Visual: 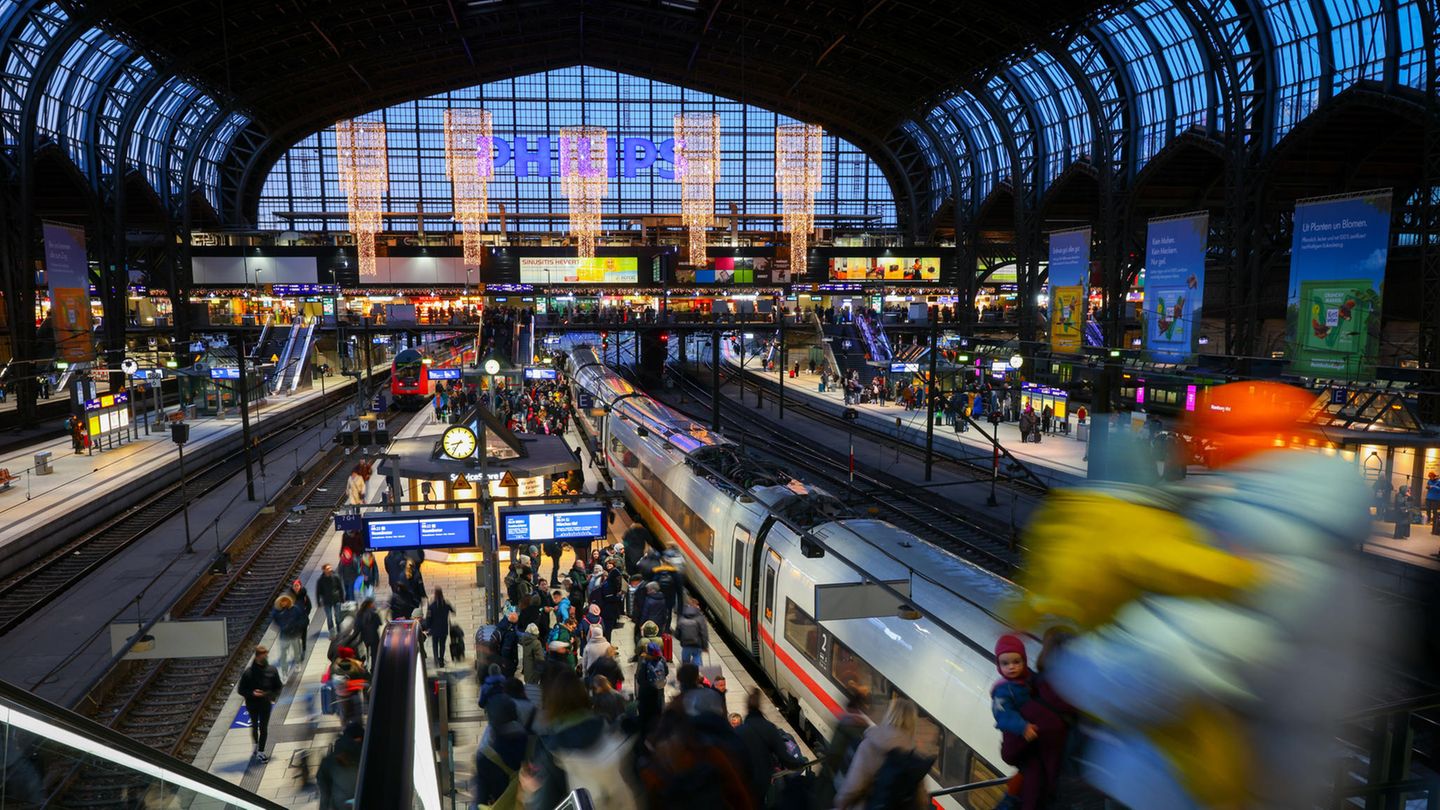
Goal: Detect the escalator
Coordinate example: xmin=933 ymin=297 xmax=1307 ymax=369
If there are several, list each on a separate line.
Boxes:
xmin=855 ymin=313 xmax=892 ymax=364
xmin=280 ymin=319 xmax=316 ymax=394
xmin=355 ymin=619 xmax=444 ymax=810
xmin=823 ymin=322 xmax=871 ymax=382
xmin=0 ymin=677 xmax=284 ymax=809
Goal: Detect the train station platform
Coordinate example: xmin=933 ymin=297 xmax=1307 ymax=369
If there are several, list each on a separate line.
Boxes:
xmin=0 ymin=368 xmax=380 ymax=580
xmin=193 ymin=394 xmax=809 ymax=806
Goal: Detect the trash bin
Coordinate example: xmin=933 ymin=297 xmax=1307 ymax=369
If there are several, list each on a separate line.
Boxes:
xmin=34 ymin=450 xmax=52 ymax=475
xmin=1076 ymin=423 xmax=1089 ymax=443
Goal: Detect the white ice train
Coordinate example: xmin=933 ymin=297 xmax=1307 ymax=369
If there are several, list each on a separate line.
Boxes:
xmin=567 ymin=346 xmax=1027 ymax=805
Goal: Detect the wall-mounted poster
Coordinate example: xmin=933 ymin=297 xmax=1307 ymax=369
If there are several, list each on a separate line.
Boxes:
xmin=827 ymin=256 xmax=940 ymax=282
xmin=1285 ymin=190 xmax=1391 ymax=379
xmin=1050 ymin=286 xmax=1085 ymax=354
xmin=519 ymin=256 xmax=638 ymax=284
xmin=43 ymin=221 xmax=93 ymax=363
xmin=1144 ymin=212 xmax=1208 ymax=364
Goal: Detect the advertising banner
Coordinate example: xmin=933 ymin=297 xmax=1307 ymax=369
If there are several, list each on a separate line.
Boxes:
xmin=1049 ymin=286 xmax=1085 ymax=353
xmin=1048 ymin=227 xmax=1091 ymax=287
xmin=1047 ymin=228 xmax=1090 ymax=354
xmin=1144 ymin=212 xmax=1208 ymax=364
xmin=827 ymin=256 xmax=941 ymax=282
xmin=43 ymin=222 xmax=93 ymax=363
xmin=519 ymin=256 xmax=638 ymax=284
xmin=1286 ymin=190 xmax=1392 ymax=379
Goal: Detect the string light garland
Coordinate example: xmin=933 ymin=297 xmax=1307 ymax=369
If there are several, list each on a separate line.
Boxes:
xmin=444 ymin=109 xmax=494 ymax=268
xmin=335 ymin=118 xmax=389 ymax=277
xmin=673 ymin=112 xmax=722 ymax=267
xmin=558 ymin=126 xmax=609 ymax=262
xmin=775 ymin=123 xmax=823 ymax=279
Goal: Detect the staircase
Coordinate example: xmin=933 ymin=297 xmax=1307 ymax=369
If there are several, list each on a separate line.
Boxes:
xmin=855 ymin=313 xmax=892 ymax=363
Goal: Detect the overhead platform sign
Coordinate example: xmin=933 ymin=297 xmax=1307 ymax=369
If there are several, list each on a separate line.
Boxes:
xmin=364 ymin=510 xmax=475 ymax=551
xmin=109 ymin=618 xmax=228 ymax=660
xmin=428 ymin=368 xmax=461 ymax=381
xmin=498 ymin=503 xmax=608 ymax=545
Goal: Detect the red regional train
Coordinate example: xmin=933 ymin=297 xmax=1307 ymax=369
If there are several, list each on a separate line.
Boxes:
xmin=391 ymin=337 xmax=473 ymax=409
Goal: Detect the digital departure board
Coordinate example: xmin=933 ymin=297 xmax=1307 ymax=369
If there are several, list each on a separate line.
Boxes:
xmin=498 ymin=504 xmax=607 ymax=545
xmin=364 ymin=510 xmax=475 ymax=551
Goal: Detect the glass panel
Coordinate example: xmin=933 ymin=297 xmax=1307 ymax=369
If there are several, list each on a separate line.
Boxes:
xmin=965 ymin=755 xmax=1007 ymax=809
xmin=783 ymin=598 xmax=819 ymax=659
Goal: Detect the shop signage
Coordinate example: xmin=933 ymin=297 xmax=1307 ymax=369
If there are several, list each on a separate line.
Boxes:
xmin=271 ymin=283 xmax=339 ymax=296
xmin=364 ymin=510 xmax=475 ymax=551
xmin=498 ymin=503 xmax=608 ymax=545
xmin=483 ymin=136 xmax=677 ymax=179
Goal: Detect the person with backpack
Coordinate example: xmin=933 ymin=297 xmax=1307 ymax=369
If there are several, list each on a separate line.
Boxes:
xmin=675 ymin=597 xmax=709 ymax=668
xmin=814 ymin=691 xmax=870 ymax=809
xmin=833 ymin=696 xmax=931 ymax=810
xmin=425 ymin=588 xmax=455 ymax=667
xmin=635 ymin=640 xmax=669 ymax=736
xmin=734 ymin=688 xmax=806 ymax=806
xmin=475 ymin=695 xmax=532 ymax=810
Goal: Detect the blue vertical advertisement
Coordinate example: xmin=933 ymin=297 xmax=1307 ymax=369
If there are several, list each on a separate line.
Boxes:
xmin=1143 ymin=212 xmax=1208 ymax=364
xmin=1047 ymin=228 xmax=1090 ymax=354
xmin=1286 ymin=190 xmax=1392 ymax=379
xmin=42 ymin=222 xmax=93 ymax=363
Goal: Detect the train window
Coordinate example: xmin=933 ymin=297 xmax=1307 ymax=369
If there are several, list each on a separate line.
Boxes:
xmin=964 ymin=756 xmax=1006 ymax=810
xmin=829 ymin=643 xmax=893 ymax=721
xmin=913 ymin=709 xmax=943 ymax=773
xmin=764 ymin=566 xmax=776 ymax=622
xmin=783 ymin=599 xmax=819 ymax=659
xmin=732 ymin=528 xmax=749 ymax=590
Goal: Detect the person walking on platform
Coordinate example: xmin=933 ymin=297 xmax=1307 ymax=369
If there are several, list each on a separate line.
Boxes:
xmin=288 ymin=578 xmax=314 ymax=655
xmin=316 ymin=564 xmax=345 ymax=636
xmin=676 ymin=597 xmax=708 ymax=668
xmin=237 ymin=646 xmax=282 ymax=762
xmin=1427 ymin=472 xmax=1440 ymax=525
xmin=270 ymin=594 xmax=307 ymax=680
xmin=425 ymin=588 xmax=454 ymax=667
xmin=355 ymin=598 xmax=381 ymax=664
xmin=337 ymin=549 xmax=360 ymax=604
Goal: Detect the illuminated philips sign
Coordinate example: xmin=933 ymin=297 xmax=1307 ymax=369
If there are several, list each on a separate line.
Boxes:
xmin=481 ymin=137 xmax=676 ymax=179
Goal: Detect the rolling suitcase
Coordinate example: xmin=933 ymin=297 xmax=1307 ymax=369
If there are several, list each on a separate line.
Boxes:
xmin=661 ymin=632 xmax=674 ymax=663
xmin=449 ymin=624 xmax=466 ymax=661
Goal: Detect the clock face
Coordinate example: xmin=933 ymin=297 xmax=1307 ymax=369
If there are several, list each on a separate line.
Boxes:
xmin=442 ymin=426 xmax=477 ymax=459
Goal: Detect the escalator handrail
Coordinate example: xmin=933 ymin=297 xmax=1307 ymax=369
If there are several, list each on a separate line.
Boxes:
xmin=355 ymin=620 xmax=420 ymax=810
xmin=0 ymin=677 xmax=284 ymax=810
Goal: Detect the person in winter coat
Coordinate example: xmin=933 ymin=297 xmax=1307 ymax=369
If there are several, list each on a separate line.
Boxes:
xmin=354 ymin=551 xmax=378 ymax=601
xmin=675 ymin=598 xmax=708 ymax=668
xmin=498 ymin=610 xmax=521 ymax=677
xmin=601 ymin=562 xmax=625 ymax=640
xmin=814 ymin=690 xmax=870 ymax=810
xmin=589 ymin=674 xmax=629 ymax=724
xmin=329 ymin=646 xmax=370 ymax=728
xmin=355 ymin=599 xmax=382 ymax=664
xmin=317 ymin=732 xmax=361 ymax=810
xmin=735 ymin=688 xmax=806 ymax=806
xmin=581 ymin=622 xmax=609 ymax=674
xmin=635 ymin=641 xmax=669 ymax=736
xmin=638 ymin=582 xmax=670 ymax=635
xmin=337 ymin=548 xmax=360 ymax=603
xmin=622 ymin=525 xmax=653 ymax=573
xmin=518 ymin=623 xmax=545 ymax=685
xmin=833 ymin=696 xmax=927 ymax=810
xmin=479 ymin=664 xmax=508 ymax=711
xmin=316 ymin=564 xmax=345 ymax=635
xmin=475 ymin=691 xmax=531 ymax=808
xmin=585 ymin=642 xmax=624 ymax=693
xmin=270 ymin=594 xmax=306 ymax=679
xmin=425 ymin=588 xmax=454 ymax=666
xmin=525 ymin=668 xmax=637 ymax=810
xmin=237 ymin=646 xmax=282 ymax=761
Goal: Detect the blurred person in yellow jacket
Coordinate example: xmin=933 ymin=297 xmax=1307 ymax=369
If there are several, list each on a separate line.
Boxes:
xmin=1009 ymin=383 xmax=1375 ymax=809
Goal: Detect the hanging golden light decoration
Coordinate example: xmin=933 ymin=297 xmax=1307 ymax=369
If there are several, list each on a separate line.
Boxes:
xmin=444 ymin=109 xmax=494 ymax=269
xmin=558 ymin=126 xmax=609 ymax=263
xmin=335 ymin=118 xmax=389 ymax=277
xmin=673 ymin=112 xmax=722 ymax=267
xmin=774 ymin=123 xmax=823 ymax=278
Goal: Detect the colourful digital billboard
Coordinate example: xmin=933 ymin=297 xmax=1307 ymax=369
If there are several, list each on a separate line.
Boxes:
xmin=826 ymin=256 xmax=940 ymax=282
xmin=519 ymin=256 xmax=638 ymax=284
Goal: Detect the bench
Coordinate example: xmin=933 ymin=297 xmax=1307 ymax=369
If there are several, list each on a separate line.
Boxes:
xmin=0 ymin=469 xmax=15 ymax=490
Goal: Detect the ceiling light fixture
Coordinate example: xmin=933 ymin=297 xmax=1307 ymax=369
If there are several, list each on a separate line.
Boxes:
xmin=674 ymin=112 xmax=721 ymax=267
xmin=558 ymin=126 xmax=608 ymax=263
xmin=775 ymin=123 xmax=823 ymax=279
xmin=335 ymin=118 xmax=389 ymax=277
xmin=444 ymin=109 xmax=494 ymax=268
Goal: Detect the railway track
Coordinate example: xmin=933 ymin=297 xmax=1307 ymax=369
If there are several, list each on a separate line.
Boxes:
xmin=687 ymin=350 xmax=1051 ymax=497
xmin=54 ymin=407 xmax=414 ymax=804
xmin=662 ymin=366 xmax=1023 ymax=576
xmin=0 ymin=380 xmax=381 ymax=639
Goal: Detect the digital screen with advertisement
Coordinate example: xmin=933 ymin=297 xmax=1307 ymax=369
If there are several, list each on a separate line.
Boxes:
xmin=520 ymin=256 xmax=638 ymax=284
xmin=365 ymin=511 xmax=475 ymax=551
xmin=499 ymin=504 xmax=607 ymax=544
xmin=675 ymin=256 xmax=775 ymax=285
xmin=1285 ymin=190 xmax=1391 ymax=379
xmin=1144 ymin=212 xmax=1208 ymax=364
xmin=828 ymin=256 xmax=940 ymax=282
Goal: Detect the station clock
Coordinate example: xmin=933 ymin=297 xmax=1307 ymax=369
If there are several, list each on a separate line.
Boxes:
xmin=441 ymin=426 xmax=478 ymax=460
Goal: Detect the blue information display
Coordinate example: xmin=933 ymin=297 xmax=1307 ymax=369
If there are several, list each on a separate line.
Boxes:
xmin=364 ymin=511 xmax=475 ymax=551
xmin=523 ymin=367 xmax=560 ymax=381
xmin=428 ymin=368 xmax=462 ymax=380
xmin=209 ymin=367 xmax=241 ymax=380
xmin=498 ymin=504 xmax=607 ymax=545
xmin=889 ymin=363 xmax=919 ymax=373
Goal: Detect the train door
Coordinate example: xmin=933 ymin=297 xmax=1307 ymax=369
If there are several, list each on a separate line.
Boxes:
xmin=757 ymin=547 xmax=781 ymax=682
xmin=728 ymin=525 xmax=752 ymax=644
